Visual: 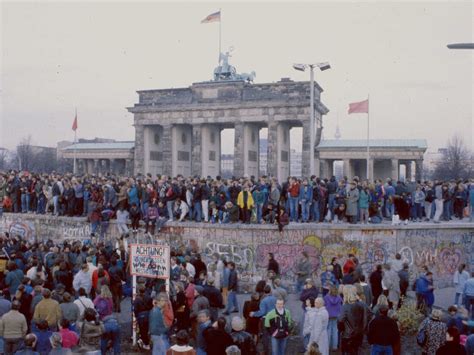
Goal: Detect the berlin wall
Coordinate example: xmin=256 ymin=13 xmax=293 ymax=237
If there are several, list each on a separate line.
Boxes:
xmin=1 ymin=213 xmax=473 ymax=291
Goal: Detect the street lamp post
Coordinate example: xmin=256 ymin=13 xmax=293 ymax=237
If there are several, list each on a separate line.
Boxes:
xmin=293 ymin=62 xmax=330 ymax=177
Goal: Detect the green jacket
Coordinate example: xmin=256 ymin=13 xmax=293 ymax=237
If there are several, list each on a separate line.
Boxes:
xmin=264 ymin=308 xmax=293 ymax=336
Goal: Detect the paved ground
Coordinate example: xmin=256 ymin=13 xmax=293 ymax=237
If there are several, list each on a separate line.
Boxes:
xmin=117 ymin=285 xmax=455 ymax=354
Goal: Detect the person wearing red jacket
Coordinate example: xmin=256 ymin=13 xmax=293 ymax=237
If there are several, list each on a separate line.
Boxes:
xmin=287 ymin=178 xmax=300 ymax=222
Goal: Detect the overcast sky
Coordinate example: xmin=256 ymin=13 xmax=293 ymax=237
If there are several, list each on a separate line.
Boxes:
xmin=1 ymin=1 xmax=473 ymax=154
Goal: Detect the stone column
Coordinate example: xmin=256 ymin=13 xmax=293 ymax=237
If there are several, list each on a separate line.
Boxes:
xmin=343 ymin=159 xmax=351 ymax=179
xmin=301 ymin=119 xmax=311 ymax=177
xmin=134 ymin=125 xmax=145 ymax=175
xmin=93 ymin=159 xmax=99 ymax=175
xmin=321 ymin=159 xmax=330 ymax=178
xmin=109 ymin=159 xmax=116 ymax=174
xmin=125 ymin=159 xmax=131 ymax=176
xmin=368 ymin=158 xmax=375 ymax=182
xmin=415 ymin=159 xmax=423 ymax=181
xmin=191 ymin=124 xmax=202 ymax=177
xmin=233 ymin=122 xmax=245 ymax=178
xmin=162 ymin=124 xmax=173 ymax=176
xmin=405 ymin=161 xmax=412 ymax=182
xmin=314 ymin=157 xmax=321 ymax=177
xmin=266 ymin=122 xmax=278 ymax=179
xmin=391 ymin=159 xmax=399 ymax=180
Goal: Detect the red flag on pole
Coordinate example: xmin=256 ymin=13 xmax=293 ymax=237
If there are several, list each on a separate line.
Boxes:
xmin=348 ymin=99 xmax=369 ymax=114
xmin=72 ymin=114 xmax=78 ymax=131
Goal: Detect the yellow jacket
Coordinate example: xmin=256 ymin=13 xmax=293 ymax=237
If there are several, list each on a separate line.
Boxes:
xmin=237 ymin=191 xmax=254 ymax=209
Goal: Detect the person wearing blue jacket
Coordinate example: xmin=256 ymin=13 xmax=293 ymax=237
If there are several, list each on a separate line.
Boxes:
xmin=299 ymin=179 xmax=313 ymax=223
xmin=415 ymin=272 xmax=435 ymax=314
xmin=149 ymin=295 xmax=169 ymax=355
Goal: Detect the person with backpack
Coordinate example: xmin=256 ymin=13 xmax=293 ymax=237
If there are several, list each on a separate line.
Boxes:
xmin=264 ymin=298 xmax=293 ymax=355
xmin=93 ymin=285 xmax=113 ymax=321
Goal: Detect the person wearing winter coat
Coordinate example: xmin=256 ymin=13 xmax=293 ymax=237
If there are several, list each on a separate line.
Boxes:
xmin=337 ymin=286 xmax=368 ymax=355
xmin=382 ymin=264 xmax=400 ymax=309
xmin=416 ymin=272 xmax=435 ymax=314
xmin=367 ymin=305 xmax=400 ymax=355
xmin=358 ymin=186 xmax=370 ymax=224
xmin=303 ymin=298 xmax=329 ymax=355
xmin=345 ymin=182 xmax=359 ymax=223
xmin=230 ymin=316 xmax=257 ymax=355
xmin=299 ymin=279 xmax=319 ymax=310
xmin=453 ymin=263 xmax=470 ymax=306
xmin=417 ymin=309 xmax=447 ymax=355
xmin=324 ymin=286 xmax=342 ymax=352
xmin=237 ymin=185 xmax=254 ymax=223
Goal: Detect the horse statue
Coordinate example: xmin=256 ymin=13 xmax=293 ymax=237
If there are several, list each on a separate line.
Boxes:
xmin=235 ymin=71 xmax=256 ymax=83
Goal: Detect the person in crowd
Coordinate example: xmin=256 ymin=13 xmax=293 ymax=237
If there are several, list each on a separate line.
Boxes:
xmin=230 ymin=316 xmax=257 ymax=355
xmin=296 ymin=252 xmax=313 ymax=293
xmin=324 ymin=285 xmax=342 ymax=352
xmin=337 ymin=285 xmax=367 ymax=355
xmin=93 ymin=285 xmax=113 ymax=320
xmin=33 ymin=289 xmax=62 ymax=331
xmin=58 ymin=319 xmax=79 ymax=350
xmin=13 ymin=333 xmax=38 ymax=355
xmin=382 ymin=263 xmax=400 ymax=309
xmin=196 ymin=310 xmax=212 ymax=355
xmin=463 ymin=272 xmax=474 ymax=319
xmin=78 ymin=308 xmax=104 ymax=353
xmin=33 ymin=319 xmax=53 ymax=355
xmin=203 ymin=316 xmax=233 ymax=355
xmin=166 ymin=330 xmax=195 ymax=355
xmin=242 ymin=292 xmax=260 ymax=343
xmin=264 ymin=298 xmax=293 ymax=355
xmin=300 ymin=278 xmax=319 ymax=309
xmin=133 ymin=285 xmax=153 ymax=350
xmin=267 ymin=253 xmax=280 ymax=276
xmin=149 ymin=294 xmax=169 ymax=355
xmin=454 ymin=264 xmax=470 ymax=307
xmin=0 ymin=300 xmax=28 ymax=354
xmin=303 ymin=297 xmax=329 ymax=355
xmin=417 ymin=309 xmax=447 ymax=355
xmin=223 ymin=262 xmax=239 ymax=315
xmin=49 ymin=332 xmax=73 ymax=355
xmin=416 ymin=271 xmax=435 ymax=314
xmin=367 ymin=304 xmax=400 ymax=355
xmin=59 ymin=292 xmax=79 ymax=330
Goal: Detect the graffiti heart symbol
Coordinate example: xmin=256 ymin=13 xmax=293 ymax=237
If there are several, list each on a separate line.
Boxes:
xmin=438 ymin=248 xmax=462 ymax=275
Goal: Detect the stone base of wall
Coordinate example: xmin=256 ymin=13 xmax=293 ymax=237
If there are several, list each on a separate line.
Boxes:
xmin=1 ymin=213 xmax=472 ymax=291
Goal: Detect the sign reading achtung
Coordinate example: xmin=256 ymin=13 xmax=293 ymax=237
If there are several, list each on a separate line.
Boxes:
xmin=129 ymin=243 xmax=170 ymax=279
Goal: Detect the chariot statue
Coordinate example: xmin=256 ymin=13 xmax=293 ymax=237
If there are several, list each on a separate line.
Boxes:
xmin=213 ymin=48 xmax=256 ymax=83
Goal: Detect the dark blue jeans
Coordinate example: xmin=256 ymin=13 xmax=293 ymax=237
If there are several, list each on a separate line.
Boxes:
xmin=371 ymin=344 xmax=393 ymax=355
xmin=101 ymin=317 xmax=121 ymax=354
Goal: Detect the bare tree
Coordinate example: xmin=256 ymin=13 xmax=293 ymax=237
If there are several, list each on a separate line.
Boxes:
xmin=433 ymin=135 xmax=472 ymax=180
xmin=16 ymin=135 xmax=33 ymax=171
xmin=0 ymin=149 xmax=8 ymax=171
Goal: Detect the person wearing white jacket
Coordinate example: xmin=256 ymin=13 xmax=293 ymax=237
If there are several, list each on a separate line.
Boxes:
xmin=454 ymin=263 xmax=470 ymax=306
xmin=73 ymin=263 xmax=92 ymax=296
xmin=303 ymin=297 xmax=329 ymax=355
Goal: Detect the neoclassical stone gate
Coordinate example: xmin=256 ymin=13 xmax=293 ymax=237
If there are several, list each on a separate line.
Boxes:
xmin=128 ymin=78 xmax=329 ymax=180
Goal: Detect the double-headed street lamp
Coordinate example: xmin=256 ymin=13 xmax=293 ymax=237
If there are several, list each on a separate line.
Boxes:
xmin=293 ymin=62 xmax=331 ymax=176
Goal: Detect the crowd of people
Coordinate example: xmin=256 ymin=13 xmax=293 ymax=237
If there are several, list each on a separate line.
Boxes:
xmin=0 ymin=227 xmax=473 ymax=355
xmin=1 ymin=171 xmax=473 ymax=236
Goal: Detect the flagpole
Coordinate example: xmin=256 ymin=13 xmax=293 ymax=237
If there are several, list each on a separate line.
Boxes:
xmin=218 ymin=8 xmax=222 ymax=62
xmin=366 ymin=95 xmax=370 ymax=181
xmin=73 ymin=108 xmax=77 ymax=175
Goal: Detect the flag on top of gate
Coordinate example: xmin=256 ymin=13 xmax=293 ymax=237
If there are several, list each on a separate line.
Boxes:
xmin=201 ymin=11 xmax=221 ymax=23
xmin=348 ymin=99 xmax=369 ymax=114
xmin=72 ymin=113 xmax=78 ymax=131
